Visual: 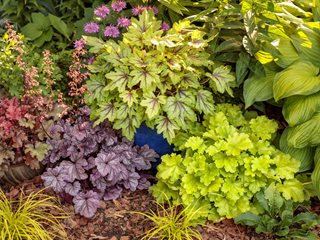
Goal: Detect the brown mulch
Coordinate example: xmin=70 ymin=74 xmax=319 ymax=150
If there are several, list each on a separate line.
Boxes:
xmin=2 ymin=177 xmax=319 ymax=240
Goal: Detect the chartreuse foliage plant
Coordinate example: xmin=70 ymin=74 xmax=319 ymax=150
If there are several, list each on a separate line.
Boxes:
xmin=84 ymin=10 xmax=236 ymax=142
xmin=235 ymin=184 xmax=320 ymax=240
xmin=0 ymin=188 xmax=70 ymax=240
xmin=151 ymin=104 xmax=309 ymax=222
xmin=240 ymin=0 xmax=320 ymax=194
xmin=133 ymin=197 xmax=203 ymax=240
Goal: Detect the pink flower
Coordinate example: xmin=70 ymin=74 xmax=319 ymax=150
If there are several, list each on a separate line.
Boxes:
xmin=104 ymin=25 xmax=120 ymax=38
xmin=74 ymin=38 xmax=86 ymax=49
xmin=111 ymin=0 xmax=127 ymax=12
xmin=161 ymin=22 xmax=170 ymax=31
xmin=148 ymin=6 xmax=158 ymax=14
xmin=88 ymin=56 xmax=96 ymax=65
xmin=132 ymin=5 xmax=144 ymax=16
xmin=117 ymin=17 xmax=131 ymax=28
xmin=94 ymin=5 xmax=110 ymax=18
xmin=84 ymin=22 xmax=100 ymax=33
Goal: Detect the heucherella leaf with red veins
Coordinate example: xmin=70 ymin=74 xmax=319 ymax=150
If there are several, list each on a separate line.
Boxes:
xmin=73 ymin=190 xmax=100 ymax=218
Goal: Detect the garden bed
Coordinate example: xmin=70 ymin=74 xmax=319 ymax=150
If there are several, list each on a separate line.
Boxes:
xmin=4 ymin=176 xmax=320 ymax=240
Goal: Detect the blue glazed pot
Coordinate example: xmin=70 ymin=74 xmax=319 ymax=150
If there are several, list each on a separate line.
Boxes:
xmin=134 ymin=123 xmax=174 ymax=173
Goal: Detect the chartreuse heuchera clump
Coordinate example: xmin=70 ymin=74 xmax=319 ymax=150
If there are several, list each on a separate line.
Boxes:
xmin=41 ymin=107 xmax=158 ymax=218
xmin=84 ymin=10 xmax=236 ymax=142
xmin=150 ymin=104 xmax=309 ymax=222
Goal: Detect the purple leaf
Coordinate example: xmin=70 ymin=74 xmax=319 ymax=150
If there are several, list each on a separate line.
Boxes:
xmin=103 ymin=186 xmax=123 ymax=200
xmin=137 ymin=177 xmax=151 ymax=190
xmin=73 ymin=190 xmax=100 ymax=218
xmin=60 ymin=160 xmax=88 ymax=181
xmin=41 ymin=167 xmax=67 ymax=192
xmin=123 ymin=172 xmax=140 ymax=191
xmin=83 ymin=157 xmax=96 ymax=170
xmin=65 ymin=181 xmax=81 ymax=196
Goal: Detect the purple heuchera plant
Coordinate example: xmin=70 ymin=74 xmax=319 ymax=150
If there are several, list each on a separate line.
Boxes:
xmin=42 ymin=107 xmax=158 ymax=218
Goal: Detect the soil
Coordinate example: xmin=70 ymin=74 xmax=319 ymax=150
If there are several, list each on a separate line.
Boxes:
xmin=2 ymin=176 xmax=319 ymax=240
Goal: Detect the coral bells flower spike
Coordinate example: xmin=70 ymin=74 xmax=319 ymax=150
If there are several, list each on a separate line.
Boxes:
xmin=111 ymin=0 xmax=127 ymax=12
xmin=94 ymin=5 xmax=110 ymax=18
xmin=117 ymin=17 xmax=131 ymax=28
xmin=74 ymin=38 xmax=86 ymax=50
xmin=161 ymin=22 xmax=170 ymax=31
xmin=104 ymin=25 xmax=120 ymax=38
xmin=84 ymin=22 xmax=100 ymax=33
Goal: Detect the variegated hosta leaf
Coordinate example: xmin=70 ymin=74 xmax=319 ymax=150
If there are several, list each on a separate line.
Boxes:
xmin=283 ymin=91 xmax=320 ymax=126
xmin=273 ymin=60 xmax=320 ymax=101
xmin=287 ymin=113 xmax=320 ymax=148
xmin=291 ymin=26 xmax=320 ymax=66
xmin=196 ymin=90 xmax=215 ymax=114
xmin=273 ymin=39 xmax=299 ymax=68
xmin=279 ymin=128 xmax=315 ymax=172
xmin=243 ymin=70 xmax=275 ymax=108
xmin=140 ymin=93 xmax=166 ymax=120
xmin=156 ymin=116 xmax=179 ymax=143
xmin=311 ymin=147 xmax=320 ymax=196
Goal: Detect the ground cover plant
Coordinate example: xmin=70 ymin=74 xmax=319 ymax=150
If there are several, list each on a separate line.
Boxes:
xmin=42 ymin=106 xmax=158 ymax=218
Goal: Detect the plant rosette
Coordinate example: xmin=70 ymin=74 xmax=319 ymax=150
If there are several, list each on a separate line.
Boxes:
xmin=150 ymin=103 xmax=311 ymax=222
xmin=84 ymin=10 xmax=236 ymax=143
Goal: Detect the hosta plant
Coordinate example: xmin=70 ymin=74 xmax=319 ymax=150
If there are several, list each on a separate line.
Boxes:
xmin=235 ymin=184 xmax=320 ymax=239
xmin=240 ymin=0 xmax=320 ymax=194
xmin=84 ymin=10 xmax=236 ymax=142
xmin=0 ymin=188 xmax=70 ymax=240
xmin=151 ymin=103 xmax=309 ymax=222
xmin=42 ymin=107 xmax=158 ymax=218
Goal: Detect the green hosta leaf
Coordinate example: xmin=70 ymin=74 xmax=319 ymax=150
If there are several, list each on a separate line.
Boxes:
xmin=48 ymin=14 xmax=70 ymax=40
xmin=236 ymin=52 xmax=251 ymax=86
xmin=196 ymin=90 xmax=215 ymax=114
xmin=274 ymin=39 xmax=299 ymax=68
xmin=21 ymin=23 xmax=43 ymax=40
xmin=156 ymin=116 xmax=179 ymax=143
xmin=283 ymin=91 xmax=320 ymax=126
xmin=279 ymin=128 xmax=315 ymax=172
xmin=273 ymin=61 xmax=320 ymax=101
xmin=105 ymin=67 xmax=131 ymax=92
xmin=207 ymin=65 xmax=236 ymax=96
xmin=235 ymin=212 xmax=261 ymax=226
xmin=140 ymin=93 xmax=166 ymax=120
xmin=243 ymin=70 xmax=275 ymax=108
xmin=25 ymin=142 xmax=52 ymax=161
xmin=312 ymin=155 xmax=320 ymax=196
xmin=287 ymin=113 xmax=320 ymax=148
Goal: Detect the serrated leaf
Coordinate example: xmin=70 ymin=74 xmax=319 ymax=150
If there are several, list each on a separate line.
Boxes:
xmin=119 ymin=90 xmax=138 ymax=107
xmin=129 ymin=65 xmax=160 ymax=92
xmin=96 ymin=102 xmax=117 ymax=124
xmin=196 ymin=90 xmax=215 ymax=114
xmin=105 ymin=67 xmax=131 ymax=92
xmin=156 ymin=116 xmax=179 ymax=143
xmin=73 ymin=190 xmax=100 ymax=218
xmin=83 ymin=36 xmax=106 ymax=53
xmin=273 ymin=61 xmax=320 ymax=101
xmin=243 ymin=70 xmax=275 ymax=108
xmin=25 ymin=142 xmax=52 ymax=161
xmin=277 ymin=179 xmax=305 ymax=202
xmin=140 ymin=94 xmax=166 ymax=120
xmin=287 ymin=113 xmax=320 ymax=148
xmin=283 ymin=91 xmax=320 ymax=126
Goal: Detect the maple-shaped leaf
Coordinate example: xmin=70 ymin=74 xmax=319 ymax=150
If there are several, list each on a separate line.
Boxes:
xmin=123 ymin=172 xmax=140 ymax=191
xmin=60 ymin=160 xmax=88 ymax=182
xmin=65 ymin=181 xmax=81 ymax=196
xmin=73 ymin=190 xmax=100 ymax=218
xmin=95 ymin=102 xmax=117 ymax=125
xmin=103 ymin=186 xmax=123 ymax=200
xmin=119 ymin=90 xmax=139 ymax=107
xmin=196 ymin=90 xmax=215 ymax=114
xmin=181 ymin=73 xmax=200 ymax=89
xmin=129 ymin=65 xmax=161 ymax=92
xmin=113 ymin=113 xmax=142 ymax=140
xmin=41 ymin=167 xmax=68 ymax=192
xmin=184 ymin=49 xmax=210 ymax=67
xmin=206 ymin=65 xmax=236 ymax=96
xmin=128 ymin=49 xmax=151 ymax=68
xmin=106 ymin=41 xmax=132 ymax=66
xmin=18 ymin=118 xmax=35 ymax=129
xmin=156 ymin=116 xmax=179 ymax=143
xmin=85 ymin=75 xmax=107 ymax=103
xmin=140 ymin=93 xmax=166 ymax=120
xmin=25 ymin=142 xmax=52 ymax=161
xmin=0 ymin=147 xmax=14 ymax=164
xmin=105 ymin=66 xmax=131 ymax=92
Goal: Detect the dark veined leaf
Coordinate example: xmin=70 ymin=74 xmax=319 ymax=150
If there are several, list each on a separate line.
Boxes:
xmin=156 ymin=116 xmax=179 ymax=143
xmin=113 ymin=114 xmax=142 ymax=140
xmin=105 ymin=67 xmax=131 ymax=92
xmin=273 ymin=60 xmax=320 ymax=101
xmin=234 ymin=212 xmax=261 ymax=226
xmin=243 ymin=70 xmax=275 ymax=108
xmin=287 ymin=113 xmax=320 ymax=148
xmin=283 ymin=91 xmax=320 ymax=126
xmin=129 ymin=65 xmax=160 ymax=92
xmin=196 ymin=90 xmax=215 ymax=114
xmin=95 ymin=102 xmax=117 ymax=125
xmin=140 ymin=93 xmax=166 ymax=120
xmin=279 ymin=128 xmax=315 ymax=172
xmin=73 ymin=190 xmax=100 ymax=218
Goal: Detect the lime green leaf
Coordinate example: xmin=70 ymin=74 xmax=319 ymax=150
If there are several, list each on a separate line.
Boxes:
xmin=185 ymin=137 xmax=204 ymax=151
xmin=279 ymin=128 xmax=315 ymax=172
xmin=129 ymin=65 xmax=160 ymax=92
xmin=156 ymin=116 xmax=179 ymax=143
xmin=196 ymin=90 xmax=215 ymax=114
xmin=273 ymin=60 xmax=320 ymax=101
xmin=48 ymin=14 xmax=70 ymax=39
xmin=243 ymin=70 xmax=275 ymax=108
xmin=157 ymin=154 xmax=185 ymax=184
xmin=95 ymin=102 xmax=117 ymax=124
xmin=255 ymin=50 xmax=274 ymax=64
xmin=105 ymin=67 xmax=130 ymax=92
xmin=277 ymin=179 xmax=305 ymax=202
xmin=273 ymin=39 xmax=299 ymax=68
xmin=287 ymin=113 xmax=320 ymax=148
xmin=25 ymin=142 xmax=52 ymax=161
xmin=113 ymin=115 xmax=140 ymax=140
xmin=83 ymin=36 xmax=106 ymax=53
xmin=140 ymin=94 xmax=166 ymax=120
xmin=119 ymin=90 xmax=138 ymax=107
xmin=207 ymin=65 xmax=236 ymax=96
xmin=283 ymin=91 xmax=320 ymax=126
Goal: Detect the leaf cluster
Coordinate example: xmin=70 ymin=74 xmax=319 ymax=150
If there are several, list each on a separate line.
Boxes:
xmin=41 ymin=107 xmax=159 ymax=218
xmin=235 ymin=184 xmax=320 ymax=239
xmin=85 ymin=10 xmax=236 ymax=142
xmin=0 ymin=188 xmax=70 ymax=240
xmin=150 ymin=103 xmax=307 ymax=221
